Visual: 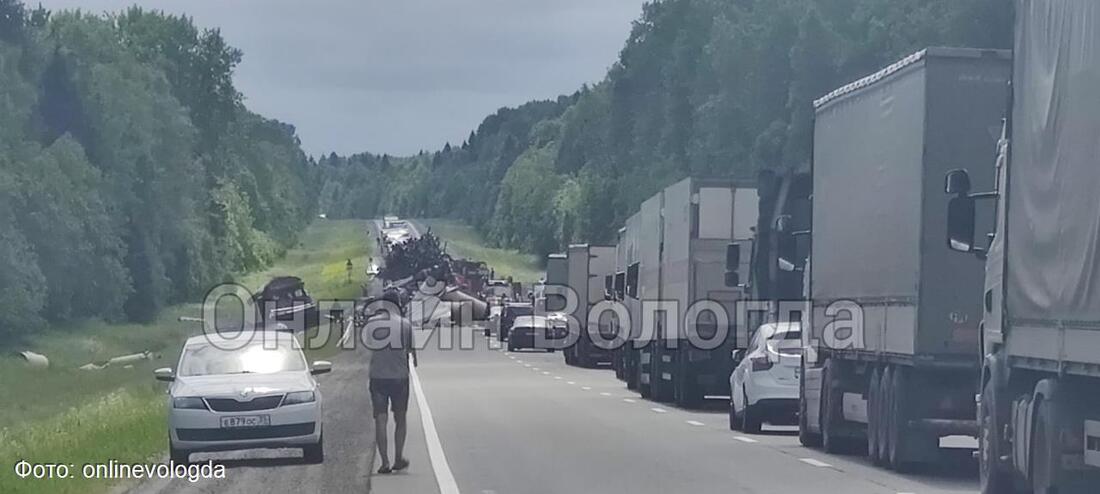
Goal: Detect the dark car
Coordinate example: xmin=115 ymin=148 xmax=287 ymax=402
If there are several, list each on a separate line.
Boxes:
xmin=253 ymin=276 xmax=320 ymax=332
xmin=497 ymin=302 xmax=533 ymax=342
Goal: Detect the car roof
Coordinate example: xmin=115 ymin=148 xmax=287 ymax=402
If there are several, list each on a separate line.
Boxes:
xmin=184 ymin=331 xmax=301 ymax=348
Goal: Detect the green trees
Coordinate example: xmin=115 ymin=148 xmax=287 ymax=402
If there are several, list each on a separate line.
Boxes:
xmin=320 ymin=0 xmax=1012 ymax=262
xmin=0 ymin=3 xmax=315 ymax=338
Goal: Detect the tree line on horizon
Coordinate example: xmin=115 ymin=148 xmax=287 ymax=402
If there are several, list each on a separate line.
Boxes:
xmin=0 ymin=1 xmax=317 ymax=338
xmin=318 ymin=0 xmax=1011 ymax=260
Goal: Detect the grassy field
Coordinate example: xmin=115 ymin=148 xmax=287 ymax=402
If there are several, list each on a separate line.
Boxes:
xmin=420 ymin=219 xmax=543 ymax=284
xmin=0 ymin=220 xmax=370 ymax=494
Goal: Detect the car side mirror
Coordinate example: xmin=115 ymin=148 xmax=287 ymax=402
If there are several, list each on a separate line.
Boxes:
xmin=947 ymin=195 xmax=977 ymax=253
xmin=778 ymin=257 xmax=796 ymax=272
xmin=154 ymin=367 xmax=175 ymax=382
xmin=311 ymin=361 xmax=333 ymax=375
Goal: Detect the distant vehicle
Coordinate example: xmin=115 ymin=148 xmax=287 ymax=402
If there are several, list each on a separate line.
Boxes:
xmin=561 ymin=244 xmax=616 ymax=368
xmin=497 ymin=302 xmax=533 ymax=342
xmin=729 ymin=322 xmax=802 ymax=433
xmin=382 ymin=215 xmax=401 ymax=229
xmin=254 ymin=276 xmax=319 ymax=332
xmin=507 ymin=315 xmax=558 ymax=352
xmin=484 ymin=304 xmax=503 ymax=337
xmin=483 ymin=279 xmax=511 ymax=300
xmin=154 ymin=331 xmax=332 ymax=465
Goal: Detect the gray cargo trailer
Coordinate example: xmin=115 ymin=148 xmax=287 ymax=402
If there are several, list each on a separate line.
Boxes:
xmin=634 ymin=177 xmax=757 ymax=406
xmin=563 ymin=244 xmax=616 ymax=367
xmin=945 ymin=2 xmax=1100 ymax=491
xmin=803 ymin=47 xmax=1011 ymax=469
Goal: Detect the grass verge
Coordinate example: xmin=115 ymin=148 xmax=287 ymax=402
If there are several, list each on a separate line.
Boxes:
xmin=419 ymin=219 xmax=543 ymax=284
xmin=0 ymin=219 xmax=370 ymax=494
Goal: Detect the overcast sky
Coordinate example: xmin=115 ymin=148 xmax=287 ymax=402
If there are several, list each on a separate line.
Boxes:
xmin=36 ymin=0 xmax=643 ymax=156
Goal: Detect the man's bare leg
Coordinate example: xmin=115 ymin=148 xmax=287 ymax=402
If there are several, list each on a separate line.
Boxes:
xmin=375 ymin=412 xmax=391 ymax=472
xmin=393 ymin=410 xmax=408 ymax=467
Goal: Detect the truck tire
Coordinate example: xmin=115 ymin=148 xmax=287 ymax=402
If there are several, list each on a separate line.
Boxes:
xmin=821 ymin=359 xmax=851 ymax=454
xmin=1030 ymin=398 xmax=1059 ymax=494
xmin=979 ymin=379 xmax=1014 ymax=494
xmin=674 ymin=351 xmax=702 ymax=408
xmin=876 ymin=365 xmax=892 ymax=466
xmin=886 ymin=365 xmax=915 ymax=472
xmin=799 ymin=360 xmax=823 ymax=447
xmin=867 ymin=367 xmax=882 ymax=465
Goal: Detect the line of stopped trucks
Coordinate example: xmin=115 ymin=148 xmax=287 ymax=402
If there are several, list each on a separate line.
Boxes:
xmin=504 ymin=4 xmax=1100 ymax=493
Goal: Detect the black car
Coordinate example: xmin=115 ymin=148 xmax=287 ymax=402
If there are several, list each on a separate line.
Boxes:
xmin=497 ymin=303 xmax=533 ymax=342
xmin=253 ymin=276 xmax=320 ymax=332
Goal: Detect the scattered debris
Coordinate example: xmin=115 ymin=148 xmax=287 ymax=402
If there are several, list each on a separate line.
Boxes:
xmin=15 ymin=351 xmax=49 ymax=369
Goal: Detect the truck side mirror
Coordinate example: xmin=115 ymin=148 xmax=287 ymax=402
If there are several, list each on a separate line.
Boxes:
xmin=947 ymin=196 xmax=976 ymax=252
xmin=945 ymin=169 xmax=972 ymax=195
xmin=725 ymin=271 xmax=740 ymax=287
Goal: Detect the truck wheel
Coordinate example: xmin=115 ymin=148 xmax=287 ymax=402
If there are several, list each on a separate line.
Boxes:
xmin=877 ymin=366 xmax=893 ymax=466
xmin=741 ymin=388 xmax=763 ymax=433
xmin=799 ymin=361 xmax=823 ymax=447
xmin=887 ymin=366 xmax=914 ymax=472
xmin=979 ymin=379 xmax=1014 ymax=494
xmin=867 ymin=367 xmax=882 ymax=465
xmin=674 ymin=354 xmax=702 ymax=408
xmin=1030 ymin=398 xmax=1059 ymax=494
xmin=821 ymin=359 xmax=849 ymax=454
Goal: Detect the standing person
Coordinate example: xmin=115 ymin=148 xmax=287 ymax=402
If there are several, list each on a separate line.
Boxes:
xmin=366 ymin=294 xmax=417 ymax=474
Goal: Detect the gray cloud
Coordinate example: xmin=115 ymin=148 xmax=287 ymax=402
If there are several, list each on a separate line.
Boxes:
xmin=35 ymin=0 xmax=643 ymax=156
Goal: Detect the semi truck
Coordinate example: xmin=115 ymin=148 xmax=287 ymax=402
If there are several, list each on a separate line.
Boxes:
xmin=562 ymin=244 xmax=616 ymax=367
xmin=622 ymin=177 xmax=757 ymax=407
xmin=945 ymin=2 xmax=1100 ymax=492
xmin=801 ymin=47 xmax=1011 ymax=470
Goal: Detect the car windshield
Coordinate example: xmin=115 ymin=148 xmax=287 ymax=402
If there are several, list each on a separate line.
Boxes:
xmin=178 ymin=343 xmax=307 ymax=377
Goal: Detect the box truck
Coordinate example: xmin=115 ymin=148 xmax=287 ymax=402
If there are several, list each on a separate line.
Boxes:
xmin=623 ymin=178 xmax=757 ymax=407
xmin=946 ymin=2 xmax=1100 ymax=492
xmin=562 ymin=244 xmax=616 ymax=367
xmin=802 ymin=47 xmax=1011 ymax=471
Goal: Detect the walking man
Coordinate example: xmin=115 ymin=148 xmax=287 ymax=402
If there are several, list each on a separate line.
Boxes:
xmin=366 ymin=293 xmax=417 ymax=474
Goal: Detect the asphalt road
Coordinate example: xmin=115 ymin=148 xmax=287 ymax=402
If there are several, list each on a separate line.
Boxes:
xmin=371 ymin=324 xmax=980 ymax=494
xmin=123 ymin=219 xmax=982 ymax=494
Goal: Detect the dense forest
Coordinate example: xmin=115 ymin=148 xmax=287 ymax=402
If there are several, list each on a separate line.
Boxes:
xmin=318 ymin=0 xmax=1012 ymax=258
xmin=0 ymin=1 xmax=316 ymax=337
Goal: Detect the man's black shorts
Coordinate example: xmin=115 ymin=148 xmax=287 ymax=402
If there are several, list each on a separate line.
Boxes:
xmin=370 ymin=378 xmax=410 ymax=416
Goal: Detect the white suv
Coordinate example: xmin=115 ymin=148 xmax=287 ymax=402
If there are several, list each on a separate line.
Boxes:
xmin=729 ymin=322 xmax=802 ymax=433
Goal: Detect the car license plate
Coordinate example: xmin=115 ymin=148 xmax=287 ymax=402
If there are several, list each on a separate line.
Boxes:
xmin=220 ymin=415 xmax=271 ymax=428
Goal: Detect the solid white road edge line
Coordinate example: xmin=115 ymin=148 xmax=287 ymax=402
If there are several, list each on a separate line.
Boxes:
xmin=410 ymin=365 xmax=461 ymax=494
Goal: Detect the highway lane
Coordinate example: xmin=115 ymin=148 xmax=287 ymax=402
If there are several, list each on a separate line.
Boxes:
xmin=377 ymin=323 xmax=981 ymax=494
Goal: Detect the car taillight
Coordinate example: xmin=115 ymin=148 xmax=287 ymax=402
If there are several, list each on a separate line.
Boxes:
xmin=750 ymin=356 xmax=773 ymax=372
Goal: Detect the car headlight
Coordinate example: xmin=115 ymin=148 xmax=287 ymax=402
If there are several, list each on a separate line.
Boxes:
xmin=173 ymin=397 xmax=206 ymax=409
xmin=283 ymin=391 xmax=316 ymax=405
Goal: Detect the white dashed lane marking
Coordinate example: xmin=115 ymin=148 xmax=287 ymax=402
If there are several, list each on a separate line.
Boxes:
xmin=733 ymin=436 xmax=758 ymax=443
xmin=798 ymin=458 xmax=832 ymax=468
xmin=650 ymin=407 xmax=668 ymax=414
xmin=623 ymin=398 xmax=636 ymax=403
xmin=685 ymin=420 xmax=705 ymax=426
